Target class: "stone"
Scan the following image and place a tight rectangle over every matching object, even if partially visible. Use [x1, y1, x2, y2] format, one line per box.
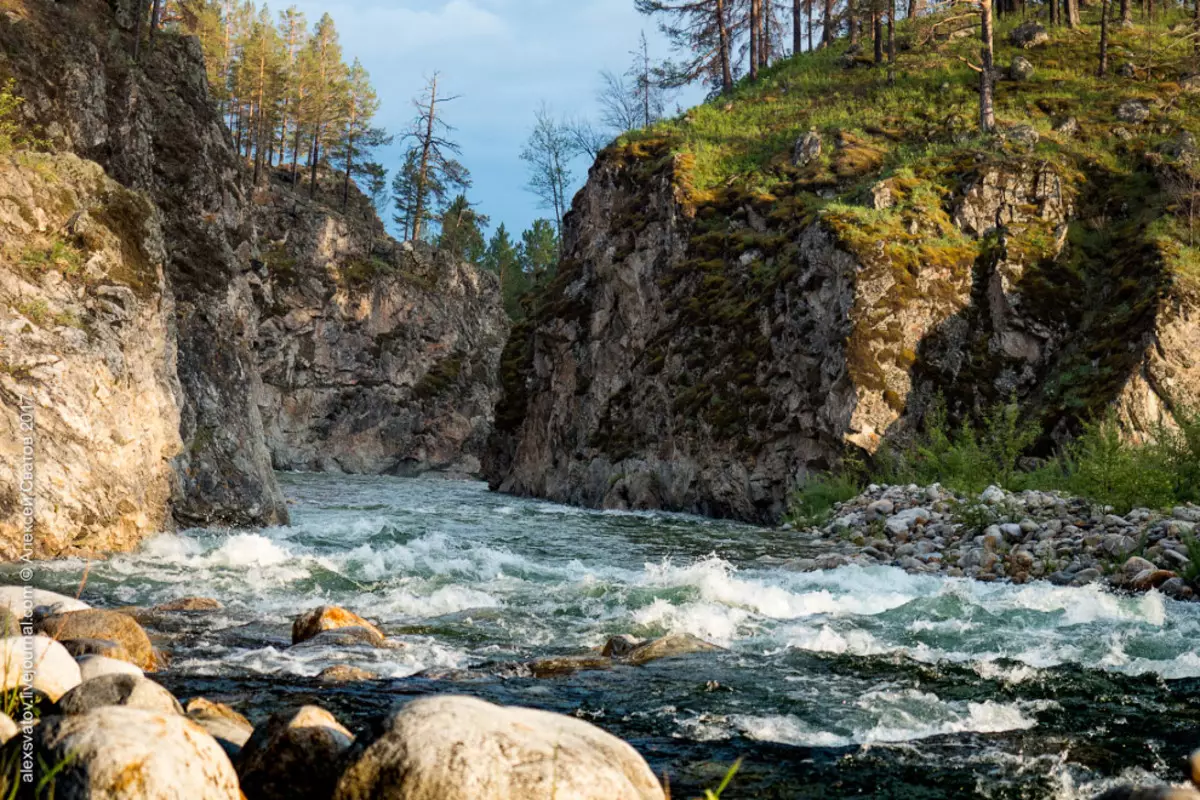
[527, 655, 613, 678]
[56, 673, 183, 716]
[981, 486, 1007, 505]
[0, 586, 89, 619]
[292, 605, 385, 646]
[60, 637, 132, 661]
[333, 695, 665, 800]
[792, 129, 822, 167]
[601, 635, 644, 658]
[1122, 556, 1157, 579]
[237, 705, 355, 800]
[1009, 21, 1049, 48]
[36, 609, 156, 670]
[1159, 578, 1195, 600]
[292, 627, 392, 649]
[75, 654, 144, 682]
[623, 633, 723, 666]
[1102, 535, 1137, 556]
[1010, 56, 1035, 81]
[0, 636, 81, 701]
[867, 499, 896, 519]
[5, 706, 240, 798]
[187, 698, 254, 759]
[885, 507, 932, 536]
[1117, 61, 1137, 77]
[152, 596, 224, 612]
[1129, 569, 1177, 591]
[317, 665, 379, 683]
[0, 713, 15, 745]
[1070, 568, 1103, 586]
[1116, 99, 1151, 124]
[1180, 74, 1200, 93]
[1053, 116, 1079, 136]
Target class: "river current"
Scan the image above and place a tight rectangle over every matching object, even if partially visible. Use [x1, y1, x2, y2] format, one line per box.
[9, 474, 1200, 798]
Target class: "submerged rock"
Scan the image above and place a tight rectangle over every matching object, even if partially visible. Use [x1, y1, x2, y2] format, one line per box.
[56, 674, 183, 717]
[318, 665, 380, 683]
[237, 705, 355, 800]
[5, 706, 240, 798]
[601, 634, 644, 658]
[152, 597, 224, 613]
[292, 606, 385, 646]
[527, 655, 613, 678]
[624, 633, 723, 666]
[0, 636, 81, 701]
[333, 695, 665, 800]
[36, 609, 156, 670]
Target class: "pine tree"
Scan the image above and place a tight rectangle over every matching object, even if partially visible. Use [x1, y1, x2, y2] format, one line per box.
[482, 224, 527, 319]
[301, 13, 348, 197]
[635, 0, 735, 95]
[276, 6, 308, 172]
[519, 219, 560, 286]
[437, 195, 490, 263]
[330, 59, 390, 209]
[398, 74, 470, 242]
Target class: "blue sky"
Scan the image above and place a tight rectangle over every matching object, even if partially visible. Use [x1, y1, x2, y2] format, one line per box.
[286, 0, 703, 239]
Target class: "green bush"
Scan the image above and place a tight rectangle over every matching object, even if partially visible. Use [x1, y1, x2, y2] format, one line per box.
[787, 472, 862, 527]
[1059, 417, 1175, 513]
[0, 79, 24, 154]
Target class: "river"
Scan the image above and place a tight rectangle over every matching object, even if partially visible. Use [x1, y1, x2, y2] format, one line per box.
[9, 473, 1200, 798]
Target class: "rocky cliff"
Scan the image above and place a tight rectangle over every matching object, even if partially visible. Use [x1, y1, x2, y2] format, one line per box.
[251, 173, 508, 476]
[487, 26, 1200, 524]
[0, 0, 288, 531]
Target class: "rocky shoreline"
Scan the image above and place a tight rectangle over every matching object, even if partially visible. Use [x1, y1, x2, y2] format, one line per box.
[776, 484, 1199, 602]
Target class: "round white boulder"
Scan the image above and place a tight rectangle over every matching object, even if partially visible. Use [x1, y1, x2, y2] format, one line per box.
[0, 635, 82, 701]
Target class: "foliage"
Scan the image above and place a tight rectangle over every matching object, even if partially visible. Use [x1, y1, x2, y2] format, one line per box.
[1058, 417, 1176, 513]
[18, 239, 84, 277]
[521, 105, 574, 237]
[393, 74, 471, 243]
[518, 219, 561, 284]
[0, 79, 23, 155]
[436, 194, 489, 263]
[787, 472, 863, 526]
[702, 759, 744, 800]
[482, 224, 528, 319]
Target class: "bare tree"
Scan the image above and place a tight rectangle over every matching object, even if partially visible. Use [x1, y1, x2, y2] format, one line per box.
[521, 104, 574, 238]
[402, 73, 465, 242]
[564, 117, 611, 160]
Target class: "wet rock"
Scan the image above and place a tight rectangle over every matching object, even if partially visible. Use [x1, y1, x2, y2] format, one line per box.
[317, 665, 379, 683]
[1093, 788, 1200, 799]
[792, 129, 822, 167]
[60, 637, 131, 661]
[292, 605, 385, 646]
[8, 706, 240, 797]
[1122, 556, 1157, 580]
[0, 636, 81, 701]
[1070, 568, 1103, 586]
[75, 654, 143, 682]
[624, 633, 723, 666]
[601, 634, 644, 658]
[36, 609, 156, 670]
[0, 713, 15, 745]
[1010, 56, 1035, 81]
[527, 655, 613, 678]
[1130, 569, 1177, 591]
[885, 507, 931, 535]
[153, 597, 224, 613]
[187, 698, 254, 759]
[1159, 578, 1195, 600]
[1116, 99, 1151, 124]
[333, 695, 666, 800]
[237, 705, 355, 800]
[1009, 21, 1049, 47]
[292, 627, 394, 650]
[56, 674, 183, 716]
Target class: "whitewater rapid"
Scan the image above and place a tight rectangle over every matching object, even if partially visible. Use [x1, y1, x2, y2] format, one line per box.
[12, 474, 1200, 797]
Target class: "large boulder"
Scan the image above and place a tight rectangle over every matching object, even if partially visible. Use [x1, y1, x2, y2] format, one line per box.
[624, 633, 723, 666]
[75, 654, 144, 682]
[292, 606, 385, 646]
[36, 609, 156, 670]
[237, 705, 355, 800]
[0, 586, 89, 618]
[0, 636, 81, 701]
[1009, 21, 1049, 48]
[55, 674, 183, 716]
[152, 597, 224, 613]
[1010, 56, 1035, 81]
[2, 706, 240, 798]
[333, 695, 666, 800]
[187, 698, 254, 760]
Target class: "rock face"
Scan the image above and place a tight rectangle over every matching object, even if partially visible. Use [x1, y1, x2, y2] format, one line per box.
[0, 154, 181, 558]
[0, 0, 286, 550]
[251, 173, 508, 477]
[487, 136, 1200, 524]
[334, 695, 666, 800]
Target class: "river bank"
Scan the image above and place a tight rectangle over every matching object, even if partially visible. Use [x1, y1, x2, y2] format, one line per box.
[3, 473, 1199, 797]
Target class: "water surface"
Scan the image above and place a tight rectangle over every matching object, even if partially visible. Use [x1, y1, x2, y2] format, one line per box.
[12, 474, 1200, 798]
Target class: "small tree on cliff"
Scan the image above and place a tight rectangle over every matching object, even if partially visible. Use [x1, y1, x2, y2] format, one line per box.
[519, 219, 561, 285]
[635, 0, 736, 95]
[396, 74, 469, 242]
[483, 224, 528, 319]
[520, 105, 574, 240]
[436, 195, 490, 263]
[300, 13, 348, 197]
[329, 59, 391, 210]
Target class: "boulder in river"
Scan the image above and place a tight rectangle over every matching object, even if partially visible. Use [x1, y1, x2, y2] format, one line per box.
[152, 596, 224, 613]
[527, 654, 613, 678]
[36, 609, 156, 670]
[4, 706, 240, 798]
[334, 695, 666, 800]
[55, 673, 183, 716]
[60, 637, 133, 661]
[624, 633, 724, 666]
[237, 705, 355, 800]
[601, 634, 643, 658]
[76, 654, 144, 682]
[292, 605, 385, 646]
[318, 665, 379, 683]
[187, 698, 254, 759]
[292, 627, 394, 649]
[0, 635, 81, 701]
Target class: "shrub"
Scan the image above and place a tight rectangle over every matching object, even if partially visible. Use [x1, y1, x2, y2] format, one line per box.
[787, 472, 862, 527]
[1060, 417, 1175, 513]
[0, 79, 23, 154]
